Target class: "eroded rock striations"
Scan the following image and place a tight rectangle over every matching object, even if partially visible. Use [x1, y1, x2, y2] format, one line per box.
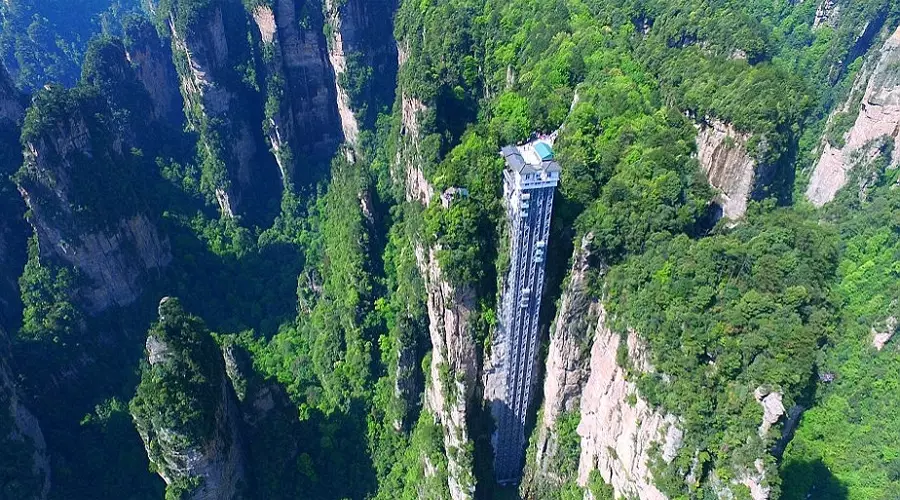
[324, 0, 398, 146]
[571, 313, 787, 500]
[576, 307, 684, 500]
[164, 0, 281, 217]
[131, 298, 246, 500]
[522, 234, 596, 496]
[123, 17, 184, 126]
[396, 47, 476, 495]
[807, 26, 900, 206]
[252, 0, 341, 182]
[415, 244, 478, 500]
[15, 85, 171, 314]
[696, 118, 762, 220]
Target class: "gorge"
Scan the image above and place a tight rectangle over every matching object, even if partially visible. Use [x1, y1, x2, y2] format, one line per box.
[0, 0, 899, 499]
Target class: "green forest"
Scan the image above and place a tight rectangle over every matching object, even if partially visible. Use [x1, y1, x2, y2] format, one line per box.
[0, 0, 899, 499]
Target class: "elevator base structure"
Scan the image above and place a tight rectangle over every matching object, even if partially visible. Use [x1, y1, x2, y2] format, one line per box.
[492, 140, 560, 484]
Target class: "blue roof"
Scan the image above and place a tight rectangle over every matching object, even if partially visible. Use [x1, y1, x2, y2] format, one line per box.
[535, 142, 554, 161]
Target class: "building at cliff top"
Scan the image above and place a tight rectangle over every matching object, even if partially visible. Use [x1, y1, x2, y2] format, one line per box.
[493, 140, 560, 484]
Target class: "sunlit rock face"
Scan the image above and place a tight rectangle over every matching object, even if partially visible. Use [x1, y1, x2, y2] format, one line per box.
[807, 26, 900, 207]
[696, 118, 758, 220]
[576, 307, 683, 500]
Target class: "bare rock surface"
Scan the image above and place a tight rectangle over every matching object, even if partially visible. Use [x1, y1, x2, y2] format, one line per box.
[576, 307, 682, 500]
[398, 93, 433, 205]
[0, 64, 23, 123]
[252, 6, 276, 45]
[169, 5, 281, 216]
[524, 233, 596, 490]
[754, 387, 785, 437]
[136, 300, 246, 500]
[814, 0, 840, 29]
[807, 26, 900, 206]
[399, 72, 475, 496]
[415, 243, 477, 500]
[17, 106, 171, 314]
[872, 315, 897, 350]
[324, 0, 361, 146]
[696, 118, 757, 220]
[124, 19, 183, 124]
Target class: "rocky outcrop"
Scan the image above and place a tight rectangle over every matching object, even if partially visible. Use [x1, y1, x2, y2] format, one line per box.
[397, 49, 475, 493]
[807, 26, 900, 207]
[0, 326, 51, 499]
[16, 92, 171, 313]
[576, 307, 684, 500]
[755, 388, 785, 438]
[222, 341, 291, 427]
[324, 0, 398, 144]
[572, 306, 789, 499]
[123, 17, 184, 125]
[324, 0, 361, 146]
[415, 244, 477, 500]
[522, 234, 596, 493]
[813, 0, 840, 30]
[252, 0, 341, 183]
[0, 63, 23, 124]
[0, 63, 27, 326]
[166, 2, 280, 217]
[27, 212, 171, 314]
[392, 326, 422, 431]
[398, 93, 433, 204]
[872, 315, 897, 350]
[132, 298, 246, 500]
[696, 118, 759, 220]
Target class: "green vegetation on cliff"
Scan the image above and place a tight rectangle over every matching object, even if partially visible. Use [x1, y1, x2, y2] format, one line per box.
[0, 0, 140, 90]
[1, 1, 899, 499]
[131, 298, 225, 447]
[606, 205, 839, 497]
[782, 155, 900, 499]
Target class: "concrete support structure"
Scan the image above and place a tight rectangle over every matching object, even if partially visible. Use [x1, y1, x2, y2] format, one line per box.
[493, 141, 560, 484]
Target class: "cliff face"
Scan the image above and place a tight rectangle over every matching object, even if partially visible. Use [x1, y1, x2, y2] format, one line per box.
[696, 118, 760, 220]
[0, 63, 27, 326]
[522, 234, 596, 494]
[252, 0, 341, 182]
[521, 238, 788, 499]
[0, 63, 23, 125]
[324, 0, 398, 145]
[813, 0, 840, 30]
[397, 53, 476, 495]
[123, 17, 184, 126]
[807, 26, 900, 206]
[132, 298, 246, 500]
[166, 1, 281, 218]
[0, 325, 50, 500]
[415, 242, 478, 500]
[323, 0, 361, 146]
[16, 90, 171, 314]
[576, 307, 684, 500]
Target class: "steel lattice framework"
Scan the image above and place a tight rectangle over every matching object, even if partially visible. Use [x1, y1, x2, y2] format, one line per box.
[494, 143, 559, 484]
